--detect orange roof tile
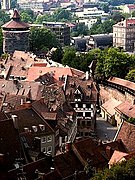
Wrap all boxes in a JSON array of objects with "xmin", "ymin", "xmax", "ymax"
[
  {"xmin": 27, "ymin": 67, "xmax": 73, "ymax": 82},
  {"xmin": 115, "ymin": 101, "xmax": 135, "ymax": 118},
  {"xmin": 108, "ymin": 77, "xmax": 135, "ymax": 91},
  {"xmin": 101, "ymin": 98, "xmax": 122, "ymax": 116},
  {"xmin": 108, "ymin": 150, "xmax": 128, "ymax": 165}
]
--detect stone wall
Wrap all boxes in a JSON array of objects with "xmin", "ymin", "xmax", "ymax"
[
  {"xmin": 3, "ymin": 31, "xmax": 29, "ymax": 53},
  {"xmin": 99, "ymin": 85, "xmax": 134, "ymax": 104}
]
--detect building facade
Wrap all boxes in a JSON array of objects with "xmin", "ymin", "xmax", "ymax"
[
  {"xmin": 43, "ymin": 22, "xmax": 70, "ymax": 46},
  {"xmin": 113, "ymin": 18, "xmax": 135, "ymax": 52}
]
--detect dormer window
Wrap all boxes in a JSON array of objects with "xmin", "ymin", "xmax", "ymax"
[
  {"xmin": 32, "ymin": 126, "xmax": 38, "ymax": 132},
  {"xmin": 39, "ymin": 124, "xmax": 45, "ymax": 131}
]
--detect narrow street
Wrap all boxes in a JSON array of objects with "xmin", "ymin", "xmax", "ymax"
[{"xmin": 96, "ymin": 115, "xmax": 118, "ymax": 143}]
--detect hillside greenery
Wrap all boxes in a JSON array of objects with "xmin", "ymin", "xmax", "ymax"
[{"xmin": 91, "ymin": 156, "xmax": 135, "ymax": 180}]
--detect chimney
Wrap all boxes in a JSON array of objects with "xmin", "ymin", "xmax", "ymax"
[
  {"xmin": 86, "ymin": 71, "xmax": 89, "ymax": 80},
  {"xmin": 0, "ymin": 154, "xmax": 4, "ymax": 166},
  {"xmin": 20, "ymin": 98, "xmax": 23, "ymax": 105},
  {"xmin": 106, "ymin": 146, "xmax": 113, "ymax": 158},
  {"xmin": 12, "ymin": 115, "xmax": 18, "ymax": 129},
  {"xmin": 24, "ymin": 127, "xmax": 29, "ymax": 133}
]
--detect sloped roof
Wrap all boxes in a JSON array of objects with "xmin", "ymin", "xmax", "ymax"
[
  {"xmin": 108, "ymin": 77, "xmax": 135, "ymax": 92},
  {"xmin": 2, "ymin": 10, "xmax": 29, "ymax": 29},
  {"xmin": 0, "ymin": 119, "xmax": 21, "ymax": 169},
  {"xmin": 116, "ymin": 121, "xmax": 135, "ymax": 152},
  {"xmin": 101, "ymin": 98, "xmax": 121, "ymax": 116},
  {"xmin": 108, "ymin": 150, "xmax": 128, "ymax": 165},
  {"xmin": 115, "ymin": 101, "xmax": 135, "ymax": 118}
]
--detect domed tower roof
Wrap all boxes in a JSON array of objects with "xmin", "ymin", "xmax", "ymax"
[{"xmin": 2, "ymin": 10, "xmax": 30, "ymax": 30}]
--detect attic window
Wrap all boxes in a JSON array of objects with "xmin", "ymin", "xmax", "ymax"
[
  {"xmin": 32, "ymin": 126, "xmax": 38, "ymax": 132},
  {"xmin": 74, "ymin": 89, "xmax": 81, "ymax": 94},
  {"xmin": 39, "ymin": 124, "xmax": 45, "ymax": 131}
]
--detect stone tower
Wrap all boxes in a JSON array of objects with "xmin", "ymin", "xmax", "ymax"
[{"xmin": 2, "ymin": 10, "xmax": 30, "ymax": 53}]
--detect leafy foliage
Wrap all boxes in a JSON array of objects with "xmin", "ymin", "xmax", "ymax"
[
  {"xmin": 29, "ymin": 27, "xmax": 61, "ymax": 52},
  {"xmin": 61, "ymin": 47, "xmax": 135, "ymax": 80},
  {"xmin": 126, "ymin": 69, "xmax": 135, "ymax": 82},
  {"xmin": 92, "ymin": 156, "xmax": 135, "ymax": 180},
  {"xmin": 90, "ymin": 19, "xmax": 115, "ymax": 35},
  {"xmin": 35, "ymin": 8, "xmax": 74, "ymax": 24},
  {"xmin": 0, "ymin": 10, "xmax": 10, "ymax": 25},
  {"xmin": 127, "ymin": 117, "xmax": 135, "ymax": 125}
]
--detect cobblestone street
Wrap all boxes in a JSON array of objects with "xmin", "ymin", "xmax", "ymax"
[{"xmin": 96, "ymin": 115, "xmax": 118, "ymax": 143}]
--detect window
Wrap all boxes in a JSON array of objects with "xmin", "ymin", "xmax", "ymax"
[
  {"xmin": 42, "ymin": 137, "xmax": 46, "ymax": 143},
  {"xmin": 47, "ymin": 135, "xmax": 52, "ymax": 142},
  {"xmin": 77, "ymin": 112, "xmax": 83, "ymax": 117},
  {"xmin": 47, "ymin": 146, "xmax": 52, "ymax": 153},
  {"xmin": 42, "ymin": 147, "xmax": 46, "ymax": 152},
  {"xmin": 85, "ymin": 132, "xmax": 89, "ymax": 136},
  {"xmin": 85, "ymin": 112, "xmax": 91, "ymax": 117},
  {"xmin": 87, "ymin": 121, "xmax": 91, "ymax": 126},
  {"xmin": 82, "ymin": 121, "xmax": 85, "ymax": 126}
]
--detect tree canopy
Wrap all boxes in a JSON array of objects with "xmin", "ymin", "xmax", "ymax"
[
  {"xmin": 0, "ymin": 10, "xmax": 10, "ymax": 26},
  {"xmin": 126, "ymin": 69, "xmax": 135, "ymax": 82},
  {"xmin": 92, "ymin": 156, "xmax": 135, "ymax": 180},
  {"xmin": 29, "ymin": 27, "xmax": 61, "ymax": 53}
]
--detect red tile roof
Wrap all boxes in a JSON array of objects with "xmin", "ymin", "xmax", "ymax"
[
  {"xmin": 101, "ymin": 98, "xmax": 121, "ymax": 116},
  {"xmin": 116, "ymin": 121, "xmax": 135, "ymax": 152},
  {"xmin": 27, "ymin": 67, "xmax": 73, "ymax": 82},
  {"xmin": 2, "ymin": 10, "xmax": 29, "ymax": 29},
  {"xmin": 115, "ymin": 101, "xmax": 135, "ymax": 118},
  {"xmin": 108, "ymin": 150, "xmax": 128, "ymax": 165},
  {"xmin": 108, "ymin": 77, "xmax": 135, "ymax": 91}
]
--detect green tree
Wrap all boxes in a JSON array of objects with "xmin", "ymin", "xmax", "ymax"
[
  {"xmin": 94, "ymin": 48, "xmax": 134, "ymax": 79},
  {"xmin": 20, "ymin": 9, "xmax": 36, "ymax": 22},
  {"xmin": 62, "ymin": 47, "xmax": 77, "ymax": 67},
  {"xmin": 20, "ymin": 12, "xmax": 33, "ymax": 23},
  {"xmin": 90, "ymin": 19, "xmax": 115, "ymax": 35},
  {"xmin": 51, "ymin": 47, "xmax": 63, "ymax": 63},
  {"xmin": 127, "ymin": 117, "xmax": 135, "ymax": 124},
  {"xmin": 73, "ymin": 23, "xmax": 89, "ymax": 36},
  {"xmin": 92, "ymin": 157, "xmax": 135, "ymax": 180},
  {"xmin": 0, "ymin": 10, "xmax": 10, "ymax": 25},
  {"xmin": 53, "ymin": 8, "xmax": 72, "ymax": 22},
  {"xmin": 126, "ymin": 69, "xmax": 135, "ymax": 82},
  {"xmin": 35, "ymin": 13, "xmax": 54, "ymax": 24},
  {"xmin": 29, "ymin": 27, "xmax": 61, "ymax": 52}
]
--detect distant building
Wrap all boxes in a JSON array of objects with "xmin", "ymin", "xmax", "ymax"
[
  {"xmin": 18, "ymin": 1, "xmax": 48, "ymax": 13},
  {"xmin": 88, "ymin": 33, "xmax": 113, "ymax": 49},
  {"xmin": 113, "ymin": 18, "xmax": 135, "ymax": 52},
  {"xmin": 122, "ymin": 4, "xmax": 135, "ymax": 14},
  {"xmin": 43, "ymin": 22, "xmax": 70, "ymax": 46},
  {"xmin": 1, "ymin": 0, "xmax": 10, "ymax": 10},
  {"xmin": 2, "ymin": 10, "xmax": 30, "ymax": 53}
]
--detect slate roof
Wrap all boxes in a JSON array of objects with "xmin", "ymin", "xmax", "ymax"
[{"xmin": 90, "ymin": 34, "xmax": 113, "ymax": 47}]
